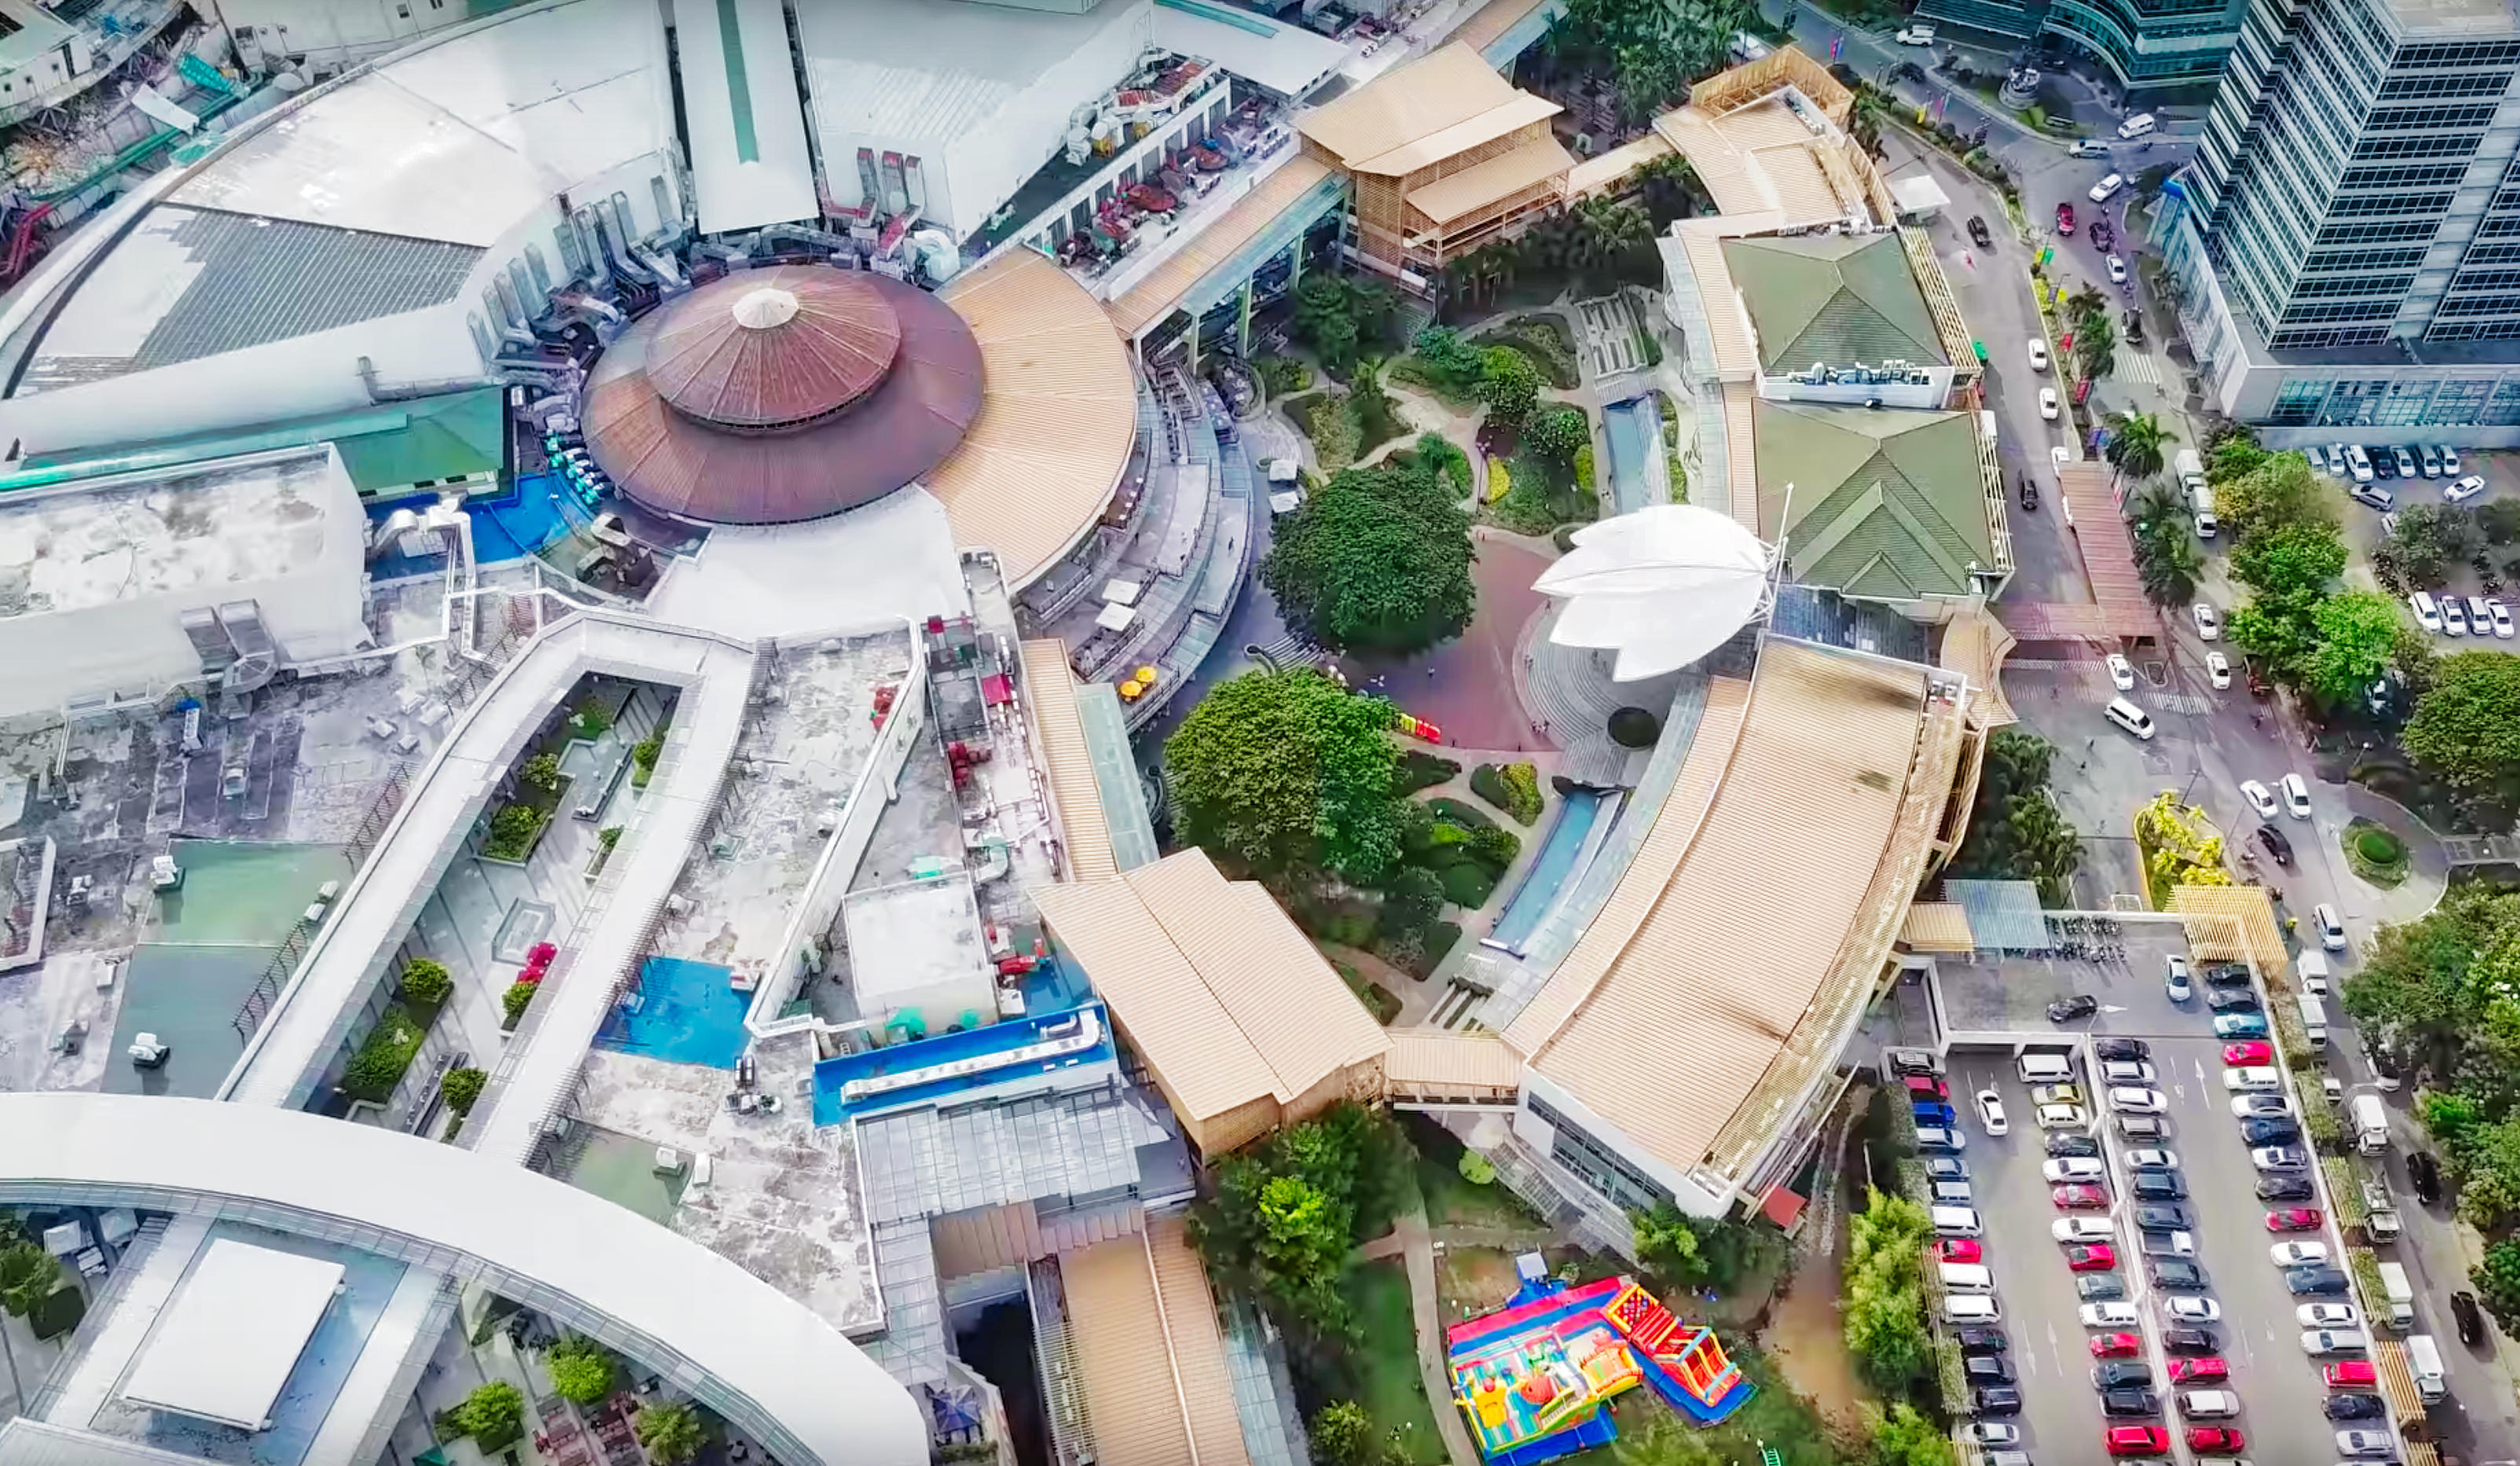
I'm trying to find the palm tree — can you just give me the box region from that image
[2129,483,2199,607]
[2067,283,2107,324]
[1850,86,1890,156]
[2104,411,2173,486]
[2075,312,2118,381]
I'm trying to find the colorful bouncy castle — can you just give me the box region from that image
[1445,1263,1753,1464]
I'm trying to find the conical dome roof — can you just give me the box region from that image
[643,267,906,431]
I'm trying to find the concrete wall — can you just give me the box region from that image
[1515,1070,1732,1219]
[208,0,467,72]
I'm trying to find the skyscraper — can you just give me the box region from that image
[2157,0,2520,440]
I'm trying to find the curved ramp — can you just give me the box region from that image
[0,1093,927,1466]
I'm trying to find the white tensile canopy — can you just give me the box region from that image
[1533,504,1772,681]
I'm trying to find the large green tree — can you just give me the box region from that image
[1262,458,1474,658]
[2405,651,2520,807]
[1843,1189,1935,1395]
[1477,345,1541,427]
[633,1402,705,1466]
[2232,521,2347,597]
[1189,1106,1408,1342]
[1870,1403,1958,1466]
[1165,669,1403,886]
[0,1243,60,1318]
[1945,728,2082,903]
[2217,450,2332,546]
[2304,591,2405,709]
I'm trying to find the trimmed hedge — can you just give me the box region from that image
[1426,796,1495,831]
[1394,750,1462,796]
[341,1004,429,1103]
[1424,921,1463,971]
[503,980,540,1030]
[28,1285,83,1341]
[1471,762,1544,826]
[1439,862,1498,908]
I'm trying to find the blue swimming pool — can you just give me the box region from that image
[364,475,575,579]
[1485,789,1608,953]
[813,1002,1115,1125]
[594,955,751,1068]
[1602,397,1660,515]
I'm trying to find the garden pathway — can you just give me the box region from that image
[1323,942,1438,1022]
[1357,1205,1482,1466]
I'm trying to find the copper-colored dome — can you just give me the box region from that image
[583,265,986,526]
[643,267,904,431]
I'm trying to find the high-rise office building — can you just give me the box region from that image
[1912,0,2247,97]
[2157,0,2520,441]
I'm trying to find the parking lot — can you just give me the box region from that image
[1927,918,2363,1464]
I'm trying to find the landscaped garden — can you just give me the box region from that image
[339,958,452,1105]
[482,750,570,863]
[2341,819,2410,887]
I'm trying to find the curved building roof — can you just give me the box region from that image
[925,251,1137,587]
[0,1093,926,1466]
[587,266,983,526]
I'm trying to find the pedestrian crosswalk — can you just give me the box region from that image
[2115,351,2163,387]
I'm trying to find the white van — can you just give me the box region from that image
[2316,902,2349,952]
[2298,951,2331,996]
[2118,112,2159,138]
[2191,482,2218,538]
[2104,697,2156,740]
[2300,994,2329,1051]
[2019,1052,2075,1084]
[2412,589,2444,633]
[1932,1205,1983,1237]
[1942,1295,2002,1323]
[1939,1262,1996,1292]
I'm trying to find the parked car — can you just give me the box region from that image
[2323,1358,2377,1386]
[2162,1327,2218,1354]
[2049,995,2101,1022]
[2223,1041,2273,1066]
[1914,1101,1959,1127]
[1887,1048,1944,1076]
[2448,472,2488,502]
[2168,1356,2228,1383]
[2232,1093,2295,1118]
[2103,1061,2157,1085]
[2082,1302,2141,1328]
[2224,1066,2282,1090]
[2163,1296,2222,1323]
[1972,1386,2024,1417]
[2272,1241,2331,1266]
[2108,253,2127,284]
[1966,1354,2016,1383]
[2492,598,2516,639]
[2327,1394,2385,1420]
[2111,1087,2168,1113]
[2057,1216,2116,1242]
[2049,1134,2101,1160]
[2106,1425,2170,1457]
[2078,1272,2129,1301]
[2126,1148,2179,1171]
[2207,988,2262,1013]
[2093,1361,2153,1389]
[2188,1426,2247,1453]
[1940,1238,1983,1263]
[1958,1421,2020,1445]
[2116,1113,2167,1141]
[2286,1265,2352,1295]
[2091,1330,2144,1358]
[2259,1175,2316,1201]
[2301,1303,2363,1327]
[2252,1145,2311,1171]
[2134,1204,2192,1231]
[2040,387,2060,420]
[2036,1103,2091,1129]
[2338,1429,2397,1457]
[2046,1158,2108,1185]
[2352,482,2395,510]
[2394,445,2419,477]
[2055,1183,2111,1208]
[2214,1013,2269,1039]
[2163,955,2192,1002]
[2068,1243,2119,1271]
[2242,1116,2302,1145]
[1904,1073,1950,1099]
[1924,1157,1969,1180]
[2151,1259,2207,1289]
[2099,1388,2159,1417]
[2268,1206,2324,1232]
[2131,1172,2188,1200]
[2096,1038,2150,1061]
[1915,1127,1964,1153]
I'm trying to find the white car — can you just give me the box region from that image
[2090,173,2126,203]
[2411,591,2445,632]
[1956,1423,2020,1446]
[2107,651,2135,690]
[2082,1301,2142,1327]
[2447,473,2488,502]
[2233,1094,2295,1118]
[2193,602,2221,640]
[1895,22,1936,42]
[2240,779,2279,820]
[2493,598,2516,639]
[2163,1296,2223,1322]
[2304,1328,2369,1355]
[2224,1066,2282,1092]
[2348,444,2375,482]
[2207,651,2230,689]
[2056,1217,2116,1243]
[2300,1303,2362,1328]
[2446,596,2472,636]
[2126,1147,2181,1171]
[2165,958,2192,1002]
[2040,387,2060,420]
[2103,1059,2158,1083]
[2108,254,2127,284]
[2280,771,2313,819]
[2029,339,2051,372]
[2272,1241,2331,1266]
[2110,1087,2168,1113]
[1977,1087,2010,1135]
[2445,446,2464,474]
[2044,1157,2107,1183]
[2317,902,2349,952]
[2118,112,2158,139]
[2036,1102,2091,1129]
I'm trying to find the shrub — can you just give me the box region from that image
[599,825,625,852]
[1468,823,1520,875]
[27,1285,83,1341]
[1438,862,1497,908]
[1608,706,1661,748]
[399,958,452,1007]
[455,1382,526,1453]
[631,731,665,787]
[483,804,544,861]
[1573,442,1595,492]
[440,1066,487,1116]
[1380,868,1445,942]
[340,1006,427,1103]
[518,753,564,794]
[634,1402,706,1466]
[570,702,613,739]
[1255,356,1311,395]
[1304,394,1362,471]
[1423,920,1463,971]
[1458,1150,1496,1186]
[502,980,540,1030]
[2357,827,2405,863]
[1426,797,1495,831]
[1471,761,1544,825]
[1392,749,1461,795]
[546,1336,618,1405]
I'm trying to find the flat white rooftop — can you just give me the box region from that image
[843,870,990,1006]
[0,447,351,619]
[118,1238,342,1431]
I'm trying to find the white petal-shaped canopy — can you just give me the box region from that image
[1533,504,1772,681]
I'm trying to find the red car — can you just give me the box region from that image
[2325,1359,2379,1387]
[2091,1331,2144,1358]
[2053,1182,2109,1209]
[2189,1427,2247,1452]
[2223,1041,2274,1065]
[1939,1238,1983,1263]
[2067,1243,2118,1271]
[2107,1425,2169,1456]
[2057,202,2077,235]
[1905,1074,1951,1099]
[2268,1207,2325,1232]
[2169,1356,2228,1383]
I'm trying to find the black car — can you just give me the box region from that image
[2123,306,2145,346]
[2412,1150,2444,1205]
[2048,995,2101,1023]
[2327,1395,2386,1420]
[2203,962,2255,988]
[2132,1172,2188,1200]
[1958,1326,2009,1354]
[1968,214,1994,248]
[2095,1038,2151,1061]
[1965,1354,2015,1384]
[2076,1272,2127,1301]
[2453,1290,2486,1347]
[2092,1361,2154,1389]
[2161,1327,2218,1355]
[1973,1387,2024,1417]
[2256,822,2295,866]
[2048,1133,2102,1159]
[1886,1047,1944,1076]
[2286,1264,2351,1295]
[2150,1259,2207,1290]
[2258,1175,2316,1201]
[2207,988,2262,1013]
[2242,1116,2302,1145]
[2100,1388,2159,1417]
[2135,1204,2193,1231]
[2116,1114,2167,1141]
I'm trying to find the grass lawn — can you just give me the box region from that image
[1402,1112,1545,1230]
[1336,959,1403,1024]
[1604,1342,1844,1464]
[1346,1261,1449,1464]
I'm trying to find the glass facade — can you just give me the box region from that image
[2262,371,2520,426]
[1527,1094,1673,1213]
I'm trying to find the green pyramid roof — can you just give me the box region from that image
[1720,233,1947,372]
[1753,400,1993,599]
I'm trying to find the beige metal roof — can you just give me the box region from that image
[1676,222,1760,379]
[1031,877,1289,1120]
[1022,639,1117,881]
[1060,1222,1251,1466]
[1405,134,1573,224]
[1296,43,1559,174]
[1566,131,1673,200]
[1526,640,1929,1175]
[1108,156,1333,338]
[1450,0,1553,53]
[1936,607,2017,728]
[1721,382,1761,533]
[1651,95,1868,229]
[1129,852,1392,1099]
[931,251,1137,588]
[1901,903,1976,951]
[2167,885,2287,978]
[1503,676,1755,1057]
[1386,1029,1524,1093]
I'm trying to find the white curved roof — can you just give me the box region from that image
[1533,504,1771,680]
[0,1093,925,1466]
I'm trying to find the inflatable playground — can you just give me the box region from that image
[1447,1261,1753,1465]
